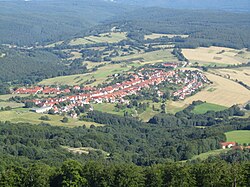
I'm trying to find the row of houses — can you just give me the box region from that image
[23,68,209,115]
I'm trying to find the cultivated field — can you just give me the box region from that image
[69,32,127,46]
[211,67,250,87]
[0,110,104,128]
[112,49,178,64]
[183,46,250,66]
[39,63,131,86]
[172,72,250,107]
[144,33,189,40]
[225,130,250,144]
[192,102,227,114]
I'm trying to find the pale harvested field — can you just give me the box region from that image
[69,32,127,46]
[183,46,249,66]
[172,73,250,107]
[212,67,250,87]
[68,51,82,60]
[144,33,189,40]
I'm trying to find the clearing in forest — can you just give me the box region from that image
[144,33,189,40]
[192,102,227,114]
[225,130,250,144]
[69,32,127,46]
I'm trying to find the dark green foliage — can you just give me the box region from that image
[0,0,130,45]
[39,115,51,121]
[112,8,250,49]
[0,159,250,187]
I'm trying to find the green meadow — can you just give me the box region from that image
[225,130,250,144]
[192,102,227,114]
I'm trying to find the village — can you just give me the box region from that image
[12,64,210,117]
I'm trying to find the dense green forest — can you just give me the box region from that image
[109,8,250,49]
[0,0,131,45]
[0,105,249,166]
[0,159,250,187]
[0,103,250,185]
[0,47,88,84]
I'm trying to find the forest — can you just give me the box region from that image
[0,159,250,187]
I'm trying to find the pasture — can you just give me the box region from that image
[39,63,131,86]
[112,49,178,64]
[211,67,250,87]
[0,102,24,108]
[190,149,229,161]
[183,46,250,66]
[144,33,189,40]
[0,110,104,128]
[172,72,250,107]
[225,130,250,144]
[192,102,227,114]
[69,32,127,46]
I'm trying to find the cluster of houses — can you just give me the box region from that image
[13,86,72,95]
[173,70,210,100]
[13,68,209,116]
[220,142,250,151]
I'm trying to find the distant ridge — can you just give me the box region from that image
[112,0,250,13]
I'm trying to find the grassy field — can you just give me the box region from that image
[112,49,178,64]
[225,130,250,144]
[144,33,189,40]
[172,72,250,107]
[0,102,24,108]
[192,103,227,114]
[93,102,162,122]
[0,94,28,101]
[0,109,104,128]
[190,149,229,161]
[183,46,249,66]
[69,32,127,46]
[39,63,131,86]
[211,67,250,87]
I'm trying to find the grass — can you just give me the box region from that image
[0,109,104,128]
[0,94,28,101]
[39,63,131,86]
[69,32,127,46]
[192,102,227,114]
[0,102,24,108]
[113,49,178,64]
[225,130,250,144]
[190,149,229,161]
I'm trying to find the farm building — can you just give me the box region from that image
[220,142,236,149]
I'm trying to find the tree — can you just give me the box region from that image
[39,115,50,121]
[62,117,69,123]
[60,160,87,187]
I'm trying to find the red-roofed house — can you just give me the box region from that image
[220,142,236,149]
